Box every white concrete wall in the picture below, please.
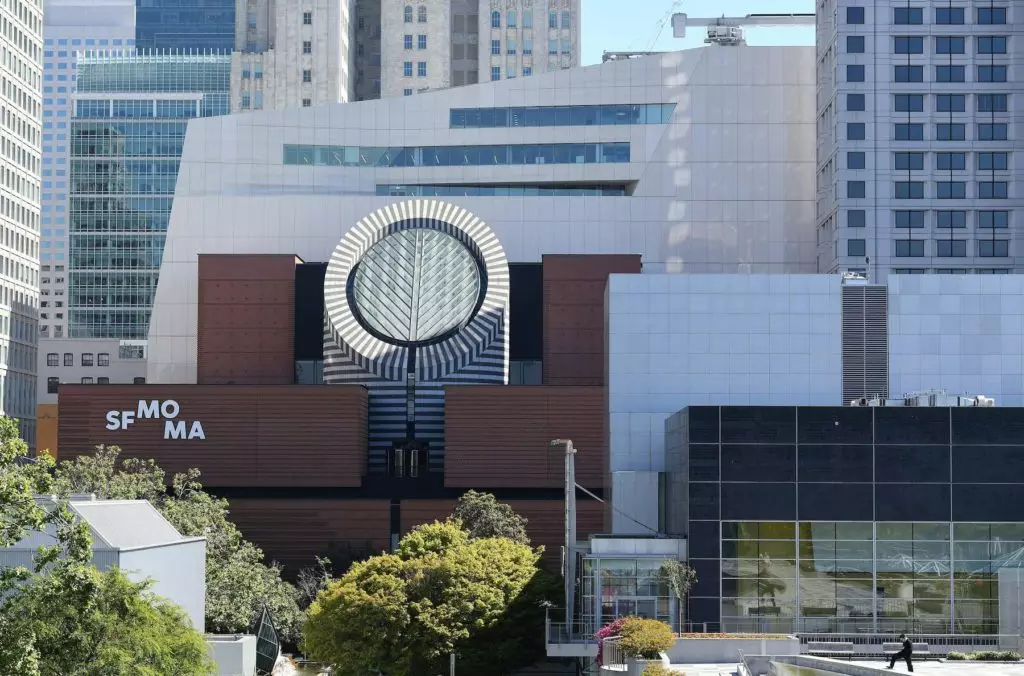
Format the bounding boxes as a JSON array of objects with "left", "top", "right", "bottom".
[
  {"left": 149, "top": 47, "right": 818, "bottom": 383},
  {"left": 607, "top": 274, "right": 843, "bottom": 533},
  {"left": 120, "top": 539, "right": 207, "bottom": 631},
  {"left": 889, "top": 274, "right": 1024, "bottom": 403},
  {"left": 36, "top": 337, "right": 147, "bottom": 404}
]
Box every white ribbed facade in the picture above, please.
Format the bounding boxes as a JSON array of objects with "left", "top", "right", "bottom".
[
  {"left": 3, "top": 0, "right": 44, "bottom": 444},
  {"left": 817, "top": 0, "right": 1023, "bottom": 281}
]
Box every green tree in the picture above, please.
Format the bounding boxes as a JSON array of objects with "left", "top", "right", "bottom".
[
  {"left": 303, "top": 520, "right": 559, "bottom": 675},
  {"left": 657, "top": 559, "right": 698, "bottom": 631},
  {"left": 54, "top": 445, "right": 304, "bottom": 642},
  {"left": 0, "top": 418, "right": 213, "bottom": 676},
  {"left": 451, "top": 489, "right": 530, "bottom": 545}
]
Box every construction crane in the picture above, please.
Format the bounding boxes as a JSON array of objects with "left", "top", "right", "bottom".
[{"left": 671, "top": 12, "right": 815, "bottom": 46}]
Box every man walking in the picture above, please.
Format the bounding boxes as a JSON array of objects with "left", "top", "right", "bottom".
[{"left": 887, "top": 633, "right": 913, "bottom": 672}]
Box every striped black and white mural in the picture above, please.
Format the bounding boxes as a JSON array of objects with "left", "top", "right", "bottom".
[{"left": 323, "top": 200, "right": 510, "bottom": 474}]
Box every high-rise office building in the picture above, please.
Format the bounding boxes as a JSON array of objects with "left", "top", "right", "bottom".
[
  {"left": 67, "top": 52, "right": 231, "bottom": 340},
  {"left": 816, "top": 0, "right": 1020, "bottom": 281},
  {"left": 1, "top": 0, "right": 44, "bottom": 444},
  {"left": 135, "top": 0, "right": 236, "bottom": 51},
  {"left": 377, "top": 0, "right": 580, "bottom": 99},
  {"left": 40, "top": 0, "right": 136, "bottom": 341},
  {"left": 231, "top": 0, "right": 355, "bottom": 111}
]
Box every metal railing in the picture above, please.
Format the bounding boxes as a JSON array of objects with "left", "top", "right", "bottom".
[
  {"left": 796, "top": 632, "right": 1022, "bottom": 656},
  {"left": 546, "top": 620, "right": 598, "bottom": 645},
  {"left": 601, "top": 636, "right": 628, "bottom": 669}
]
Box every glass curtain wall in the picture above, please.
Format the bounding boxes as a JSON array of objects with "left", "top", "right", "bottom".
[
  {"left": 720, "top": 521, "right": 1024, "bottom": 634},
  {"left": 581, "top": 557, "right": 674, "bottom": 634}
]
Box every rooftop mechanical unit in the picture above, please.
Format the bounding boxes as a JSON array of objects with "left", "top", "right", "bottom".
[{"left": 850, "top": 389, "right": 996, "bottom": 408}]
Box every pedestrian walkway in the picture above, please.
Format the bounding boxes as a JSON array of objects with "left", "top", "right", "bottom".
[
  {"left": 669, "top": 665, "right": 739, "bottom": 676},
  {"left": 853, "top": 661, "right": 1024, "bottom": 675}
]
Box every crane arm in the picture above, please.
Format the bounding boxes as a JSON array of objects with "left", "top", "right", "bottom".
[{"left": 672, "top": 12, "right": 815, "bottom": 38}]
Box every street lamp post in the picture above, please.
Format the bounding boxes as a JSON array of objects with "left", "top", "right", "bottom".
[{"left": 550, "top": 438, "right": 576, "bottom": 631}]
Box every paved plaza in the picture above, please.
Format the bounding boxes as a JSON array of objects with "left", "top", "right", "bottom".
[{"left": 852, "top": 661, "right": 1024, "bottom": 675}]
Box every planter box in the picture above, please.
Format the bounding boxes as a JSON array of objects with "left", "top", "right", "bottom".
[{"left": 665, "top": 636, "right": 799, "bottom": 664}]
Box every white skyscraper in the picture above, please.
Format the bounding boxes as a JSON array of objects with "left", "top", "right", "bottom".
[
  {"left": 377, "top": 0, "right": 580, "bottom": 99},
  {"left": 816, "top": 0, "right": 1021, "bottom": 281},
  {"left": 2, "top": 0, "right": 44, "bottom": 443},
  {"left": 39, "top": 0, "right": 135, "bottom": 341}
]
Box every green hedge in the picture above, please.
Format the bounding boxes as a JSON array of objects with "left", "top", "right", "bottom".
[
  {"left": 619, "top": 618, "right": 675, "bottom": 659},
  {"left": 947, "top": 650, "right": 1021, "bottom": 662}
]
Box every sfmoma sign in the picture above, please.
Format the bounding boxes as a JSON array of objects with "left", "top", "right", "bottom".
[{"left": 105, "top": 400, "right": 206, "bottom": 440}]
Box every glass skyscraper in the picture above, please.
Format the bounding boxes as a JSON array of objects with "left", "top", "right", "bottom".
[
  {"left": 134, "top": 0, "right": 236, "bottom": 52},
  {"left": 69, "top": 52, "right": 230, "bottom": 339}
]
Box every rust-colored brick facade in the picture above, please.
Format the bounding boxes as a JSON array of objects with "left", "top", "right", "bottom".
[
  {"left": 542, "top": 254, "right": 642, "bottom": 386},
  {"left": 57, "top": 385, "right": 369, "bottom": 487},
  {"left": 198, "top": 254, "right": 300, "bottom": 384},
  {"left": 444, "top": 385, "right": 605, "bottom": 489}
]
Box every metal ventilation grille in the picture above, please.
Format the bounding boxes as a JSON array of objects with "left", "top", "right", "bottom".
[{"left": 842, "top": 285, "right": 889, "bottom": 403}]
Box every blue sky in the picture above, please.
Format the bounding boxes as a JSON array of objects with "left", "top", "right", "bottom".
[{"left": 582, "top": 0, "right": 815, "bottom": 65}]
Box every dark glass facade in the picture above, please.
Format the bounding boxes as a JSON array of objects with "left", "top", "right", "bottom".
[
  {"left": 135, "top": 0, "right": 236, "bottom": 52},
  {"left": 672, "top": 405, "right": 1024, "bottom": 634}
]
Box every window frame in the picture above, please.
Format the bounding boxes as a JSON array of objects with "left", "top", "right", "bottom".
[
  {"left": 895, "top": 239, "right": 925, "bottom": 257},
  {"left": 97, "top": 352, "right": 109, "bottom": 367},
  {"left": 936, "top": 239, "right": 967, "bottom": 258},
  {"left": 80, "top": 352, "right": 94, "bottom": 367},
  {"left": 46, "top": 352, "right": 58, "bottom": 366},
  {"left": 894, "top": 65, "right": 923, "bottom": 82}
]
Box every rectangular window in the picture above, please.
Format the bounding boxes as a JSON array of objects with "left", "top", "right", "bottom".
[
  {"left": 847, "top": 93, "right": 865, "bottom": 111},
  {"left": 81, "top": 353, "right": 94, "bottom": 366},
  {"left": 936, "top": 123, "right": 966, "bottom": 141},
  {"left": 977, "top": 36, "right": 1007, "bottom": 54},
  {"left": 47, "top": 377, "right": 58, "bottom": 394},
  {"left": 895, "top": 152, "right": 924, "bottom": 170},
  {"left": 404, "top": 88, "right": 413, "bottom": 96},
  {"left": 549, "top": 39, "right": 558, "bottom": 55},
  {"left": 895, "top": 181, "right": 925, "bottom": 199},
  {"left": 848, "top": 210, "right": 866, "bottom": 228},
  {"left": 979, "top": 240, "right": 1009, "bottom": 257},
  {"left": 46, "top": 352, "right": 58, "bottom": 366},
  {"left": 978, "top": 211, "right": 1009, "bottom": 229},
  {"left": 895, "top": 239, "right": 925, "bottom": 257},
  {"left": 404, "top": 34, "right": 413, "bottom": 49},
  {"left": 978, "top": 182, "right": 1008, "bottom": 199},
  {"left": 523, "top": 9, "right": 532, "bottom": 27},
  {"left": 492, "top": 11, "right": 501, "bottom": 28},
  {"left": 97, "top": 353, "right": 109, "bottom": 367},
  {"left": 978, "top": 123, "right": 1008, "bottom": 141},
  {"left": 936, "top": 94, "right": 965, "bottom": 112},
  {"left": 894, "top": 93, "right": 923, "bottom": 112},
  {"left": 847, "top": 239, "right": 866, "bottom": 257},
  {"left": 935, "top": 36, "right": 965, "bottom": 54},
  {"left": 81, "top": 377, "right": 93, "bottom": 385},
  {"left": 894, "top": 210, "right": 925, "bottom": 228},
  {"left": 937, "top": 210, "right": 967, "bottom": 228},
  {"left": 847, "top": 122, "right": 865, "bottom": 140},
  {"left": 561, "top": 10, "right": 570, "bottom": 28},
  {"left": 894, "top": 65, "right": 923, "bottom": 82},
  {"left": 302, "top": 11, "right": 312, "bottom": 25},
  {"left": 936, "top": 152, "right": 966, "bottom": 170},
  {"left": 847, "top": 65, "right": 865, "bottom": 82},
  {"left": 977, "top": 94, "right": 1008, "bottom": 112},
  {"left": 847, "top": 6, "right": 865, "bottom": 23},
  {"left": 937, "top": 181, "right": 967, "bottom": 199},
  {"left": 418, "top": 34, "right": 427, "bottom": 50},
  {"left": 936, "top": 65, "right": 965, "bottom": 82},
  {"left": 978, "top": 66, "right": 1008, "bottom": 83},
  {"left": 847, "top": 152, "right": 866, "bottom": 169},
  {"left": 404, "top": 61, "right": 413, "bottom": 77},
  {"left": 935, "top": 7, "right": 964, "bottom": 24},
  {"left": 847, "top": 36, "right": 865, "bottom": 53},
  {"left": 97, "top": 377, "right": 110, "bottom": 385},
  {"left": 63, "top": 353, "right": 73, "bottom": 366},
  {"left": 978, "top": 152, "right": 1008, "bottom": 171},
  {"left": 302, "top": 69, "right": 312, "bottom": 82},
  {"left": 894, "top": 7, "right": 923, "bottom": 24},
  {"left": 491, "top": 66, "right": 500, "bottom": 81},
  {"left": 491, "top": 39, "right": 500, "bottom": 55},
  {"left": 507, "top": 10, "right": 516, "bottom": 27},
  {"left": 508, "top": 39, "right": 517, "bottom": 54},
  {"left": 937, "top": 239, "right": 967, "bottom": 257},
  {"left": 303, "top": 40, "right": 312, "bottom": 54},
  {"left": 978, "top": 7, "right": 1006, "bottom": 25},
  {"left": 134, "top": 377, "right": 147, "bottom": 385},
  {"left": 549, "top": 10, "right": 557, "bottom": 28},
  {"left": 895, "top": 123, "right": 924, "bottom": 141},
  {"left": 523, "top": 39, "right": 532, "bottom": 55},
  {"left": 523, "top": 67, "right": 532, "bottom": 76},
  {"left": 302, "top": 98, "right": 312, "bottom": 107},
  {"left": 895, "top": 36, "right": 923, "bottom": 54},
  {"left": 417, "top": 62, "right": 427, "bottom": 77},
  {"left": 847, "top": 181, "right": 866, "bottom": 198}
]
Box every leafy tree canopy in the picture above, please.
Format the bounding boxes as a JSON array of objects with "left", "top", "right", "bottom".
[
  {"left": 0, "top": 418, "right": 213, "bottom": 676},
  {"left": 303, "top": 519, "right": 559, "bottom": 676},
  {"left": 451, "top": 489, "right": 530, "bottom": 545},
  {"left": 53, "top": 445, "right": 303, "bottom": 642}
]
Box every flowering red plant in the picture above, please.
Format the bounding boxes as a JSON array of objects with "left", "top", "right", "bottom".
[{"left": 595, "top": 617, "right": 630, "bottom": 666}]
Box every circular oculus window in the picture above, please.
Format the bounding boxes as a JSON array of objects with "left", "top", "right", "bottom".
[{"left": 350, "top": 228, "right": 483, "bottom": 345}]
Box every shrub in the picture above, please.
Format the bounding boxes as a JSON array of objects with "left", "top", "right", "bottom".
[
  {"left": 947, "top": 650, "right": 1020, "bottom": 662},
  {"left": 643, "top": 665, "right": 677, "bottom": 676},
  {"left": 618, "top": 617, "right": 675, "bottom": 659}
]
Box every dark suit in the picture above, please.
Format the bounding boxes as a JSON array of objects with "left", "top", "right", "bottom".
[{"left": 888, "top": 638, "right": 914, "bottom": 671}]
